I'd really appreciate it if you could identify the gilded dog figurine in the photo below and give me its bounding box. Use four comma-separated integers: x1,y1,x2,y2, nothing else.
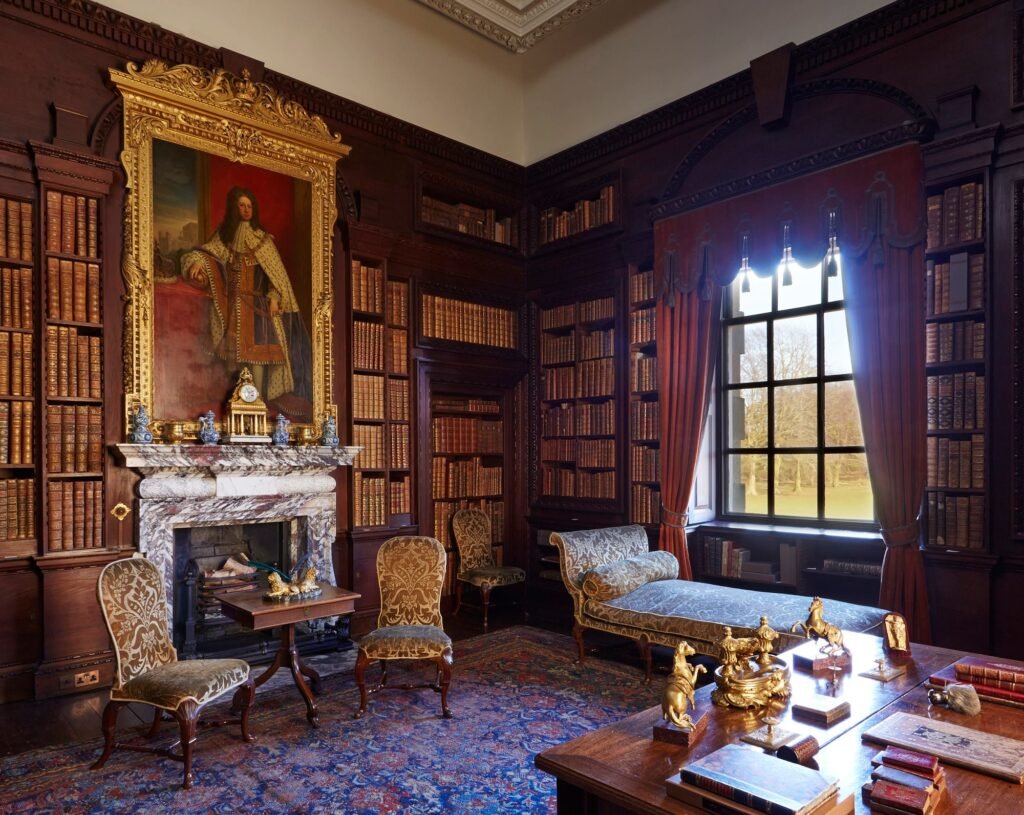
662,641,706,730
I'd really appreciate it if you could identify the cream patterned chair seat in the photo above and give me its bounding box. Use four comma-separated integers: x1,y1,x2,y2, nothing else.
355,536,454,719
452,508,527,631
553,525,889,680
92,556,255,789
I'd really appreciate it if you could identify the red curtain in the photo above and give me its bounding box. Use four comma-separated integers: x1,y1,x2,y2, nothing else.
653,145,931,635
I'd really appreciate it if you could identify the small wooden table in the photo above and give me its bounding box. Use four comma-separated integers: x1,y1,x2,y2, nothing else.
219,584,360,727
536,634,1023,814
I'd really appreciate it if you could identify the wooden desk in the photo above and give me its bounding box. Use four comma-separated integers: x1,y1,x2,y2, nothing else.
220,585,360,727
536,633,1022,814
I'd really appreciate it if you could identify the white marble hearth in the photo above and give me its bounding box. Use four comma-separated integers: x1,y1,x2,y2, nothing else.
115,443,360,628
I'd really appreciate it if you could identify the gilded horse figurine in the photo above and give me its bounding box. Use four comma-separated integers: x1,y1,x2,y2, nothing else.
662,642,706,730
791,596,848,656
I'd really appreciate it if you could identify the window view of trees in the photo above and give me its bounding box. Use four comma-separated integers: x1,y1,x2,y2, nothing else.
722,258,873,523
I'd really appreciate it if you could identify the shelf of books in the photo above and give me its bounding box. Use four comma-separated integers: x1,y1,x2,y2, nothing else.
351,257,412,530
538,294,618,504
430,394,505,597
0,194,37,558
629,264,660,526
419,193,519,250
536,182,617,249
924,176,987,551
419,290,520,352
40,187,105,555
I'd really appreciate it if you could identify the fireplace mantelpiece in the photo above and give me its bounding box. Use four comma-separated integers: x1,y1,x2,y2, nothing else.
115,443,360,630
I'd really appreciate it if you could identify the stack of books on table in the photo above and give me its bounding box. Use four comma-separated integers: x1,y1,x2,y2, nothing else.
665,743,853,814
862,747,945,815
927,654,1024,708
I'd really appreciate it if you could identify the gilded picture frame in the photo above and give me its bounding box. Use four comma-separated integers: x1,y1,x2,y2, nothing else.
111,60,350,440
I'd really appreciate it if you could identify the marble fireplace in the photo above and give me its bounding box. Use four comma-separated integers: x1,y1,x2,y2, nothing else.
115,443,360,647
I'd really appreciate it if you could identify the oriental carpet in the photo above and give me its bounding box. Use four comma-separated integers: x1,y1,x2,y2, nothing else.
0,626,659,814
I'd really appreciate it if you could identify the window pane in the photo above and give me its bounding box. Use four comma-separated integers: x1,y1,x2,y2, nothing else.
727,387,767,448
774,384,817,447
824,381,864,446
825,453,873,520
774,315,817,380
778,261,821,310
774,454,818,519
726,453,768,515
827,254,844,302
730,270,773,317
824,311,852,375
725,322,767,384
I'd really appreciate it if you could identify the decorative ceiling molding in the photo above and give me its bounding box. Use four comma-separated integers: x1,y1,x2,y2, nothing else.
413,0,608,53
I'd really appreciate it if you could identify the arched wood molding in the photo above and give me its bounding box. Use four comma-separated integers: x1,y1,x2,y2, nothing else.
653,78,935,221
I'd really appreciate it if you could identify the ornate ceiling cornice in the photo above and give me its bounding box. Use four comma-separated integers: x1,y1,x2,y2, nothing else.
414,0,609,53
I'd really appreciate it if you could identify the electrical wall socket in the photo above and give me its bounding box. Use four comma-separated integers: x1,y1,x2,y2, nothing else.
74,670,99,687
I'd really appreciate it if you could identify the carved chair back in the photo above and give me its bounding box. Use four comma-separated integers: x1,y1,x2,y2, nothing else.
376,536,446,628
451,508,494,575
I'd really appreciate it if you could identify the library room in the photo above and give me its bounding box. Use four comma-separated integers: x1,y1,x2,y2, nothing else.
1,0,1023,813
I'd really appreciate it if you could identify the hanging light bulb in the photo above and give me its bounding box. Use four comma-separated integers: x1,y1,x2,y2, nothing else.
739,234,752,292
824,211,839,278
781,223,794,287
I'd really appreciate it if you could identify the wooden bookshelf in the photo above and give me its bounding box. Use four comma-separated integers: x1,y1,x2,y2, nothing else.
430,394,505,597
416,170,521,252
537,293,618,503
533,175,620,252
419,290,520,352
350,257,412,529
923,175,987,553
628,264,660,527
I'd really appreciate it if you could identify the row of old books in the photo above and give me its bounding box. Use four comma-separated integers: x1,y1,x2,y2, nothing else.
542,466,576,498
432,498,504,549
541,438,576,462
926,654,1024,706
702,536,752,578
926,491,983,548
47,480,103,552
352,472,386,527
630,307,655,345
577,400,615,435
630,268,655,304
389,379,410,421
430,456,502,499
0,331,33,396
390,475,411,516
581,328,614,360
925,372,984,431
820,558,883,577
46,258,101,324
420,195,518,247
431,396,500,414
1,478,35,541
351,260,384,314
631,484,661,525
577,469,615,498
352,321,384,371
541,331,575,365
46,404,102,473
352,373,384,420
543,367,575,400
631,445,660,482
0,198,33,262
541,302,576,329
387,280,409,326
390,424,410,469
45,191,99,258
862,747,945,815
0,402,32,465
926,181,983,250
46,327,101,399
925,253,983,315
538,184,615,245
352,424,385,469
431,416,502,454
578,439,615,468
388,329,407,374
0,266,33,329
631,400,659,440
580,296,615,323
926,434,984,489
541,403,574,437
578,357,615,397
631,354,657,392
421,294,519,350
925,319,984,364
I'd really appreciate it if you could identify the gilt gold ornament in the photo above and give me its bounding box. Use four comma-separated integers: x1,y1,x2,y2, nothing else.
711,621,791,709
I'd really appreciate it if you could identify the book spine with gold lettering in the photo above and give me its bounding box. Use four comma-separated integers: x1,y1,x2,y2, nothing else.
84,480,95,548
76,336,89,399
72,261,87,322
45,325,57,397
61,481,73,550
75,405,88,472
0,199,6,259
46,481,60,551
0,402,8,464
15,479,27,539
22,333,31,395
87,197,98,259
60,194,75,255
10,264,20,329
0,330,9,396
20,267,31,330
0,267,11,326
72,482,84,549
89,336,101,399
10,333,21,396
10,400,22,465
66,328,78,398
93,480,103,548
87,263,100,323
62,404,75,474
46,404,61,473
75,195,87,257
0,479,8,541
46,258,60,320
56,326,69,396
19,202,31,262
5,200,18,260
88,406,102,473
59,259,73,321
46,190,61,253
22,403,31,466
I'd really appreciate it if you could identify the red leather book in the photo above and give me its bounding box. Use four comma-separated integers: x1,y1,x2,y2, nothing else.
872,747,940,780
869,778,932,815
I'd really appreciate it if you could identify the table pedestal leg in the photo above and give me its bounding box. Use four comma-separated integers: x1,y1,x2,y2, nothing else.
232,623,322,727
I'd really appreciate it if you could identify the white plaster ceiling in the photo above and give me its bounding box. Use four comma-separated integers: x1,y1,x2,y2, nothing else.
413,0,608,53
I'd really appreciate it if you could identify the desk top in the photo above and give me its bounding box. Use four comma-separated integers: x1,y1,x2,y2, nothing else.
219,584,360,630
535,633,1023,814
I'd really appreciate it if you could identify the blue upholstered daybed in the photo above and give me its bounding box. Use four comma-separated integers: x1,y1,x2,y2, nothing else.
551,525,888,679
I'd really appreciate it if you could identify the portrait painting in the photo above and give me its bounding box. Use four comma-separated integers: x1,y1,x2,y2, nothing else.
152,139,315,424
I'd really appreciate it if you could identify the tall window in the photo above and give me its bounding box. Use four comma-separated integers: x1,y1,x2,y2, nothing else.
720,250,874,524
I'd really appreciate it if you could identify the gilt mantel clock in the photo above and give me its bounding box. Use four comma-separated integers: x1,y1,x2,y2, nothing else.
226,368,270,443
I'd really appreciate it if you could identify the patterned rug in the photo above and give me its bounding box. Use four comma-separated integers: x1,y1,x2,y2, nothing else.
0,626,660,814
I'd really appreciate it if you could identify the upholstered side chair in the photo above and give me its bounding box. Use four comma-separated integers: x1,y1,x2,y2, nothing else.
355,536,453,719
451,507,526,632
92,555,256,789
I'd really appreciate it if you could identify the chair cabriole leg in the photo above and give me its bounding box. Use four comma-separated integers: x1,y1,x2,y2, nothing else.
481,584,492,632
438,647,454,719
239,676,256,742
91,700,125,770
175,701,199,790
354,648,370,719
572,622,586,664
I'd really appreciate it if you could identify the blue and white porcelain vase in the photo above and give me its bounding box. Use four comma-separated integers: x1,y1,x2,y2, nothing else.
320,414,339,447
272,414,291,446
197,410,220,445
130,404,153,444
